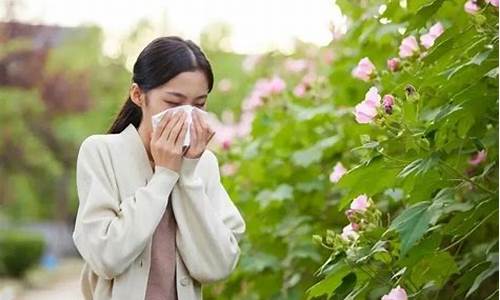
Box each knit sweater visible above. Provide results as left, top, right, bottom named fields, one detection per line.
left=145, top=193, right=178, bottom=300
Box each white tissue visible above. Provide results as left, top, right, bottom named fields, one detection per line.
left=151, top=104, right=207, bottom=147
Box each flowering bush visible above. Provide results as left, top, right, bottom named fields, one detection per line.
left=203, top=0, right=498, bottom=299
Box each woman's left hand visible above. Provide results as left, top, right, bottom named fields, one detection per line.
left=183, top=109, right=216, bottom=159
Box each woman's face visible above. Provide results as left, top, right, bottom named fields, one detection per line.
left=131, top=70, right=209, bottom=135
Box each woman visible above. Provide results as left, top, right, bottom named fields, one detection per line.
left=72, top=36, right=246, bottom=300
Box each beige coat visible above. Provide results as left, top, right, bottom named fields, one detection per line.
left=72, top=123, right=246, bottom=300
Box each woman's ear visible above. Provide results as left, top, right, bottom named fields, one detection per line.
left=130, top=83, right=144, bottom=107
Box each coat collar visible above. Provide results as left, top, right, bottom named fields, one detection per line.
left=119, top=123, right=154, bottom=180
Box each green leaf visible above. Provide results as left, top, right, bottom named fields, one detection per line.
left=407, top=0, right=446, bottom=31
left=443, top=49, right=493, bottom=80
left=306, top=261, right=351, bottom=300
left=292, top=136, right=340, bottom=167
left=397, top=154, right=440, bottom=178
left=287, top=103, right=334, bottom=120
left=256, top=184, right=294, bottom=208
left=337, top=156, right=402, bottom=210
left=410, top=251, right=459, bottom=288
left=388, top=194, right=448, bottom=256
left=466, top=253, right=499, bottom=298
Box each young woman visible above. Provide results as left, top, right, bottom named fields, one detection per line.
left=72, top=36, right=246, bottom=300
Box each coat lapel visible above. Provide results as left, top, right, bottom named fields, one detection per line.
left=118, top=123, right=154, bottom=184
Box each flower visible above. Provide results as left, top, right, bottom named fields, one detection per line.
left=254, top=76, right=286, bottom=96
left=284, top=58, right=309, bottom=73
left=350, top=194, right=370, bottom=212
left=420, top=22, right=445, bottom=49
left=351, top=223, right=360, bottom=231
left=267, top=76, right=286, bottom=94
left=213, top=125, right=236, bottom=150
left=381, top=285, right=408, bottom=300
left=293, top=84, right=306, bottom=97
left=217, top=78, right=232, bottom=93
left=242, top=91, right=264, bottom=111
left=354, top=87, right=382, bottom=124
left=399, top=36, right=419, bottom=58
left=341, top=224, right=359, bottom=241
left=486, top=0, right=499, bottom=7
left=235, top=111, right=255, bottom=138
left=464, top=0, right=480, bottom=14
left=382, top=94, right=395, bottom=114
left=242, top=76, right=286, bottom=111
left=352, top=57, right=377, bottom=81
left=221, top=163, right=238, bottom=176
left=364, top=87, right=382, bottom=107
left=355, top=102, right=378, bottom=123
left=387, top=57, right=401, bottom=72
left=468, top=149, right=487, bottom=165
left=329, top=162, right=347, bottom=183
left=242, top=54, right=262, bottom=73
left=323, top=49, right=335, bottom=64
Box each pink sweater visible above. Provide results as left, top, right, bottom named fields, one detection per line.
left=145, top=195, right=178, bottom=300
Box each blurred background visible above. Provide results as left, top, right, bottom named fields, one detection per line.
left=0, top=0, right=343, bottom=299
left=0, top=0, right=498, bottom=299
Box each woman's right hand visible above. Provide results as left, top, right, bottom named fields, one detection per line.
left=150, top=110, right=188, bottom=173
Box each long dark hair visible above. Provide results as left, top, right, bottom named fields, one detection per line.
left=107, top=36, right=214, bottom=134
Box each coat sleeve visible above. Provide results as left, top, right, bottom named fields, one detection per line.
left=172, top=150, right=246, bottom=284
left=72, top=136, right=180, bottom=280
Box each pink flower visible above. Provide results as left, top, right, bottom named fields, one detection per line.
left=329, top=162, right=347, bottom=183
left=302, top=73, right=316, bottom=86
left=267, top=76, right=286, bottom=94
left=387, top=57, right=401, bottom=72
left=253, top=76, right=286, bottom=97
left=382, top=94, right=395, bottom=114
left=399, top=36, right=419, bottom=58
left=429, top=22, right=445, bottom=37
left=350, top=194, right=370, bottom=212
left=352, top=57, right=376, bottom=81
left=355, top=102, right=378, bottom=123
left=382, top=285, right=408, bottom=300
left=242, top=91, right=264, bottom=111
left=486, top=0, right=499, bottom=7
left=341, top=224, right=359, bottom=241
left=217, top=78, right=232, bottom=93
left=354, top=87, right=382, bottom=124
left=323, top=49, right=335, bottom=64
left=364, top=87, right=382, bottom=107
left=242, top=76, right=286, bottom=111
left=468, top=149, right=487, bottom=165
left=293, top=84, right=306, bottom=97
left=221, top=163, right=238, bottom=176
left=464, top=0, right=480, bottom=14
left=242, top=54, right=262, bottom=73
left=420, top=22, right=445, bottom=49
left=235, top=111, right=255, bottom=137
left=215, top=126, right=236, bottom=150
left=284, top=59, right=309, bottom=73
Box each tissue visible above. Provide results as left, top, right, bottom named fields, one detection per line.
left=151, top=104, right=207, bottom=147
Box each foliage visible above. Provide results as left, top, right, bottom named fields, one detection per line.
left=0, top=229, right=45, bottom=278
left=203, top=0, right=499, bottom=299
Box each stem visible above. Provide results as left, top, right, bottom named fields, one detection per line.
left=439, top=160, right=497, bottom=195
left=441, top=208, right=499, bottom=252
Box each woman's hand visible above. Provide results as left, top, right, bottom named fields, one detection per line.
left=184, top=109, right=216, bottom=159
left=150, top=110, right=189, bottom=173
